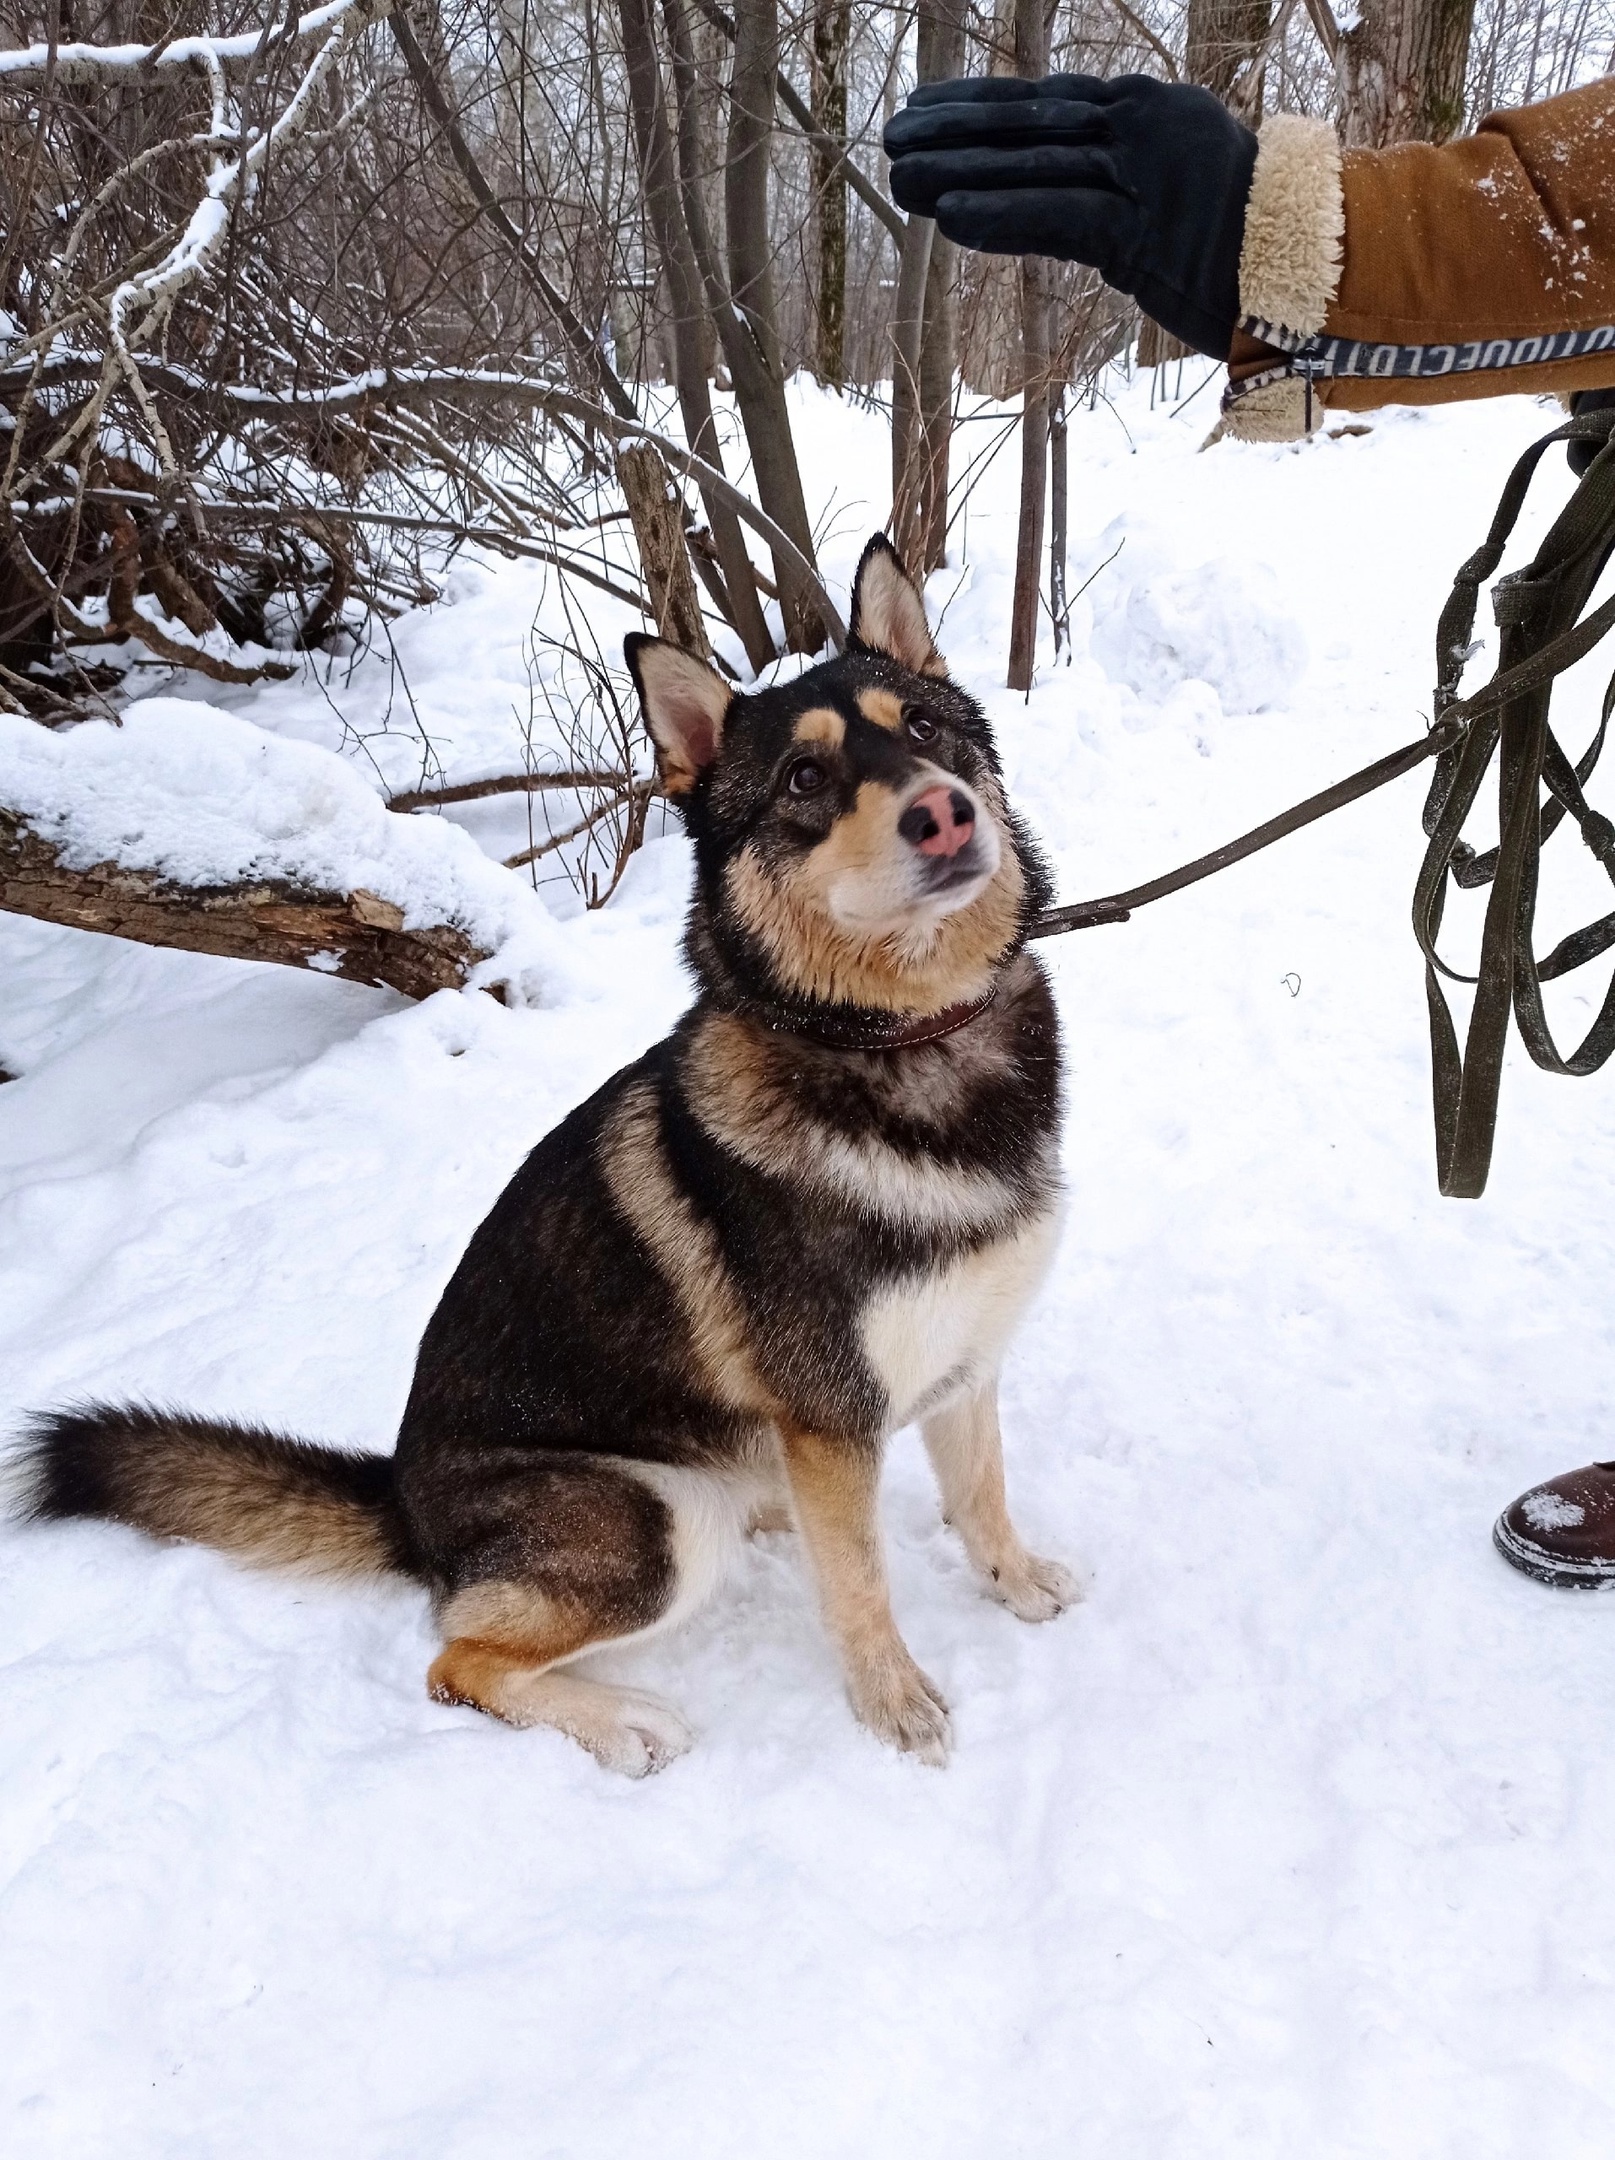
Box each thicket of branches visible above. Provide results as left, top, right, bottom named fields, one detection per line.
left=0, top=0, right=1612, bottom=967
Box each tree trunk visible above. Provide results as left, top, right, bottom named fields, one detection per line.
left=890, top=219, right=934, bottom=554
left=616, top=443, right=711, bottom=657
left=1186, top=0, right=1273, bottom=110
left=811, top=0, right=850, bottom=387
left=1007, top=0, right=1051, bottom=694
left=1136, top=313, right=1186, bottom=368
left=617, top=0, right=775, bottom=671
left=916, top=233, right=958, bottom=575
left=721, top=0, right=825, bottom=649
left=1337, top=0, right=1475, bottom=147
left=1049, top=385, right=1068, bottom=657
left=892, top=0, right=967, bottom=570
left=1140, top=1, right=1273, bottom=367
left=0, top=808, right=488, bottom=1001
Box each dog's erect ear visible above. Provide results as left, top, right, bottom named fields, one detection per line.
left=847, top=535, right=946, bottom=677
left=624, top=634, right=733, bottom=795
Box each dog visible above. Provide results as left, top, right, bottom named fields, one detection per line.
left=17, top=536, right=1075, bottom=1776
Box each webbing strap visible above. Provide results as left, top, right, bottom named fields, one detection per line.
left=1030, top=408, right=1615, bottom=1198
left=1413, top=409, right=1615, bottom=1195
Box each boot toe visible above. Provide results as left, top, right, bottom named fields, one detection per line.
left=1494, top=1462, right=1615, bottom=1589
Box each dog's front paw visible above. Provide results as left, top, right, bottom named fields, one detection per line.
left=990, top=1551, right=1081, bottom=1623
left=849, top=1653, right=952, bottom=1766
left=583, top=1689, right=697, bottom=1779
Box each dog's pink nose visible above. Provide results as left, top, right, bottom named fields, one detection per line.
left=899, top=784, right=976, bottom=858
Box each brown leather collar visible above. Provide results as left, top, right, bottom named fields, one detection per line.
left=739, top=984, right=999, bottom=1052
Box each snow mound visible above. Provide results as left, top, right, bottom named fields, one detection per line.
left=1089, top=536, right=1307, bottom=712
left=0, top=700, right=583, bottom=1004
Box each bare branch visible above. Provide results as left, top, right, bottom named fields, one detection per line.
left=503, top=780, right=656, bottom=869
left=389, top=768, right=638, bottom=812
left=1299, top=0, right=1342, bottom=64
left=0, top=0, right=387, bottom=88
left=388, top=3, right=638, bottom=421
left=687, top=0, right=907, bottom=248
left=6, top=362, right=854, bottom=646
left=1106, top=0, right=1181, bottom=79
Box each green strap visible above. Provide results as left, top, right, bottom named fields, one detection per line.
left=1031, top=409, right=1615, bottom=1199
left=1414, top=410, right=1615, bottom=1196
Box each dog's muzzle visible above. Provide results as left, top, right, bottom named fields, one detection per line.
left=899, top=780, right=997, bottom=895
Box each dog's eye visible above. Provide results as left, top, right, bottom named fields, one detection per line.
left=786, top=757, right=829, bottom=798
left=903, top=706, right=939, bottom=745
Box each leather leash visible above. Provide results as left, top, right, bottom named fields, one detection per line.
left=1028, top=409, right=1615, bottom=1198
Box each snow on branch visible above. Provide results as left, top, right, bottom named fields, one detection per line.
left=0, top=0, right=430, bottom=702
left=0, top=0, right=390, bottom=89
left=102, top=0, right=393, bottom=480
left=0, top=0, right=849, bottom=717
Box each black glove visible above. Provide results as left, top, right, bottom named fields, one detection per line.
left=884, top=74, right=1257, bottom=362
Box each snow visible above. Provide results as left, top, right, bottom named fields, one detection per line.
left=1522, top=1490, right=1588, bottom=1531
left=1086, top=527, right=1307, bottom=710
left=0, top=0, right=374, bottom=79
left=0, top=700, right=582, bottom=1004
left=6, top=373, right=1615, bottom=2154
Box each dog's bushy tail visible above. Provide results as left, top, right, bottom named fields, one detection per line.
left=15, top=1402, right=419, bottom=1582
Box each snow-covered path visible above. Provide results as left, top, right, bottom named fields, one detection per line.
left=5, top=381, right=1615, bottom=2156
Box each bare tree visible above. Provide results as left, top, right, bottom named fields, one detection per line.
left=1007, top=0, right=1052, bottom=694
left=1188, top=0, right=1275, bottom=106
left=720, top=0, right=825, bottom=647
left=617, top=0, right=775, bottom=667
left=891, top=0, right=965, bottom=575
left=21, top=0, right=1592, bottom=755
left=1138, top=0, right=1275, bottom=367
left=1337, top=0, right=1476, bottom=144
left=811, top=0, right=851, bottom=385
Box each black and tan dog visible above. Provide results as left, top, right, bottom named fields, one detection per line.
left=17, top=537, right=1075, bottom=1775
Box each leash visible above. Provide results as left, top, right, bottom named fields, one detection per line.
left=1027, top=408, right=1615, bottom=1198
left=1026, top=722, right=1460, bottom=939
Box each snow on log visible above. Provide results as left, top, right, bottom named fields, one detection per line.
left=0, top=700, right=580, bottom=1003
left=0, top=805, right=486, bottom=999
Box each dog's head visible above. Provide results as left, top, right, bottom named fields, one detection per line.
left=626, top=535, right=1051, bottom=1019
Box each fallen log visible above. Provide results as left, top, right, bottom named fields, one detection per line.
left=0, top=805, right=488, bottom=1000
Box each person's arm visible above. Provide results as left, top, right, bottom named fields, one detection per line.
left=885, top=76, right=1615, bottom=443
left=1231, top=78, right=1615, bottom=439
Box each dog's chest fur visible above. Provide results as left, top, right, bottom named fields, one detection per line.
left=859, top=1211, right=1060, bottom=1427
left=654, top=950, right=1063, bottom=1439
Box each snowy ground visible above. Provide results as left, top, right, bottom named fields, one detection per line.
left=6, top=373, right=1615, bottom=2157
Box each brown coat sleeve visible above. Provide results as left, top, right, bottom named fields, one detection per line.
left=1222, top=81, right=1615, bottom=442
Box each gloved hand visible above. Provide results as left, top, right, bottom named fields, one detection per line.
left=884, top=74, right=1258, bottom=361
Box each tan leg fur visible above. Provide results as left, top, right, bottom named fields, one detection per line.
left=923, top=1380, right=1079, bottom=1622
left=428, top=1586, right=694, bottom=1779
left=779, top=1424, right=951, bottom=1765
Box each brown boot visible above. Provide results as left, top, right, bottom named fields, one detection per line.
left=1494, top=1464, right=1615, bottom=1588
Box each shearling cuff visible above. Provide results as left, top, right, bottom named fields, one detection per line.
left=1214, top=374, right=1315, bottom=445
left=1238, top=114, right=1344, bottom=346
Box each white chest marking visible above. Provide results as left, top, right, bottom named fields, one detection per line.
left=860, top=1209, right=1060, bottom=1429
